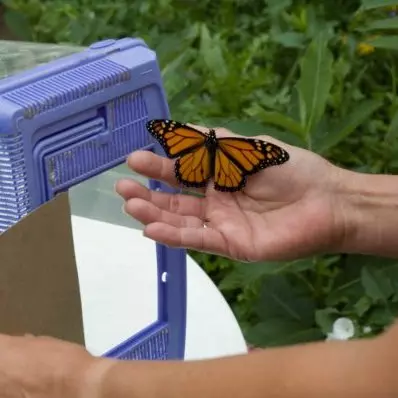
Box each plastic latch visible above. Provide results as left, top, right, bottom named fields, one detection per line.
left=89, top=39, right=117, bottom=49
left=97, top=129, right=111, bottom=145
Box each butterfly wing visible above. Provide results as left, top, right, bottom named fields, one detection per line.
left=217, top=137, right=289, bottom=175
left=214, top=148, right=247, bottom=192
left=213, top=137, right=289, bottom=192
left=146, top=119, right=207, bottom=159
left=175, top=145, right=212, bottom=188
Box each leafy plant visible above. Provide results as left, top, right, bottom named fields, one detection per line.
left=4, top=0, right=398, bottom=346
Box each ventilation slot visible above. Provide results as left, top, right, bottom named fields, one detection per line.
left=108, top=326, right=169, bottom=361
left=0, top=132, right=30, bottom=233
left=3, top=59, right=131, bottom=118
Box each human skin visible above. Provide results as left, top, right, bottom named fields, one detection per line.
left=118, top=125, right=398, bottom=261
left=1, top=125, right=398, bottom=398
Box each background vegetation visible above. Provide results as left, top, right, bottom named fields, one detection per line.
left=3, top=0, right=398, bottom=347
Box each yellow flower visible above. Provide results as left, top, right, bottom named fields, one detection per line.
left=357, top=41, right=375, bottom=55
left=357, top=35, right=378, bottom=56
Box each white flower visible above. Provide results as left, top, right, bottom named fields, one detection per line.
left=326, top=317, right=355, bottom=341
left=363, top=325, right=372, bottom=334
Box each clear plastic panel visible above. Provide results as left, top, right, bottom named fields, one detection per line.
left=68, top=163, right=148, bottom=230
left=0, top=40, right=82, bottom=79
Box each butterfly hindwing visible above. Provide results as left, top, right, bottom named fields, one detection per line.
left=214, top=148, right=247, bottom=192
left=175, top=145, right=212, bottom=188
left=146, top=119, right=207, bottom=159
left=217, top=137, right=289, bottom=175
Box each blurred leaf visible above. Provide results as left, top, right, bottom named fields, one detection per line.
left=354, top=296, right=372, bottom=316
left=246, top=319, right=323, bottom=347
left=340, top=64, right=368, bottom=114
left=168, top=77, right=205, bottom=115
left=67, top=19, right=90, bottom=44
left=155, top=26, right=199, bottom=65
left=265, top=0, right=292, bottom=16
left=218, top=119, right=272, bottom=136
left=245, top=104, right=305, bottom=138
left=271, top=32, right=306, bottom=48
left=306, top=8, right=337, bottom=40
left=358, top=0, right=398, bottom=11
left=3, top=9, right=32, bottom=40
left=367, top=306, right=395, bottom=326
left=326, top=259, right=363, bottom=306
left=219, top=261, right=280, bottom=291
left=367, top=36, right=398, bottom=51
left=314, top=99, right=382, bottom=153
left=361, top=266, right=394, bottom=303
left=219, top=258, right=315, bottom=291
left=315, top=308, right=339, bottom=334
left=360, top=18, right=398, bottom=31
left=159, top=44, right=194, bottom=77
left=282, top=258, right=316, bottom=273
left=383, top=264, right=398, bottom=293
left=385, top=110, right=398, bottom=143
left=297, top=30, right=334, bottom=136
left=199, top=23, right=227, bottom=78
left=256, top=275, right=315, bottom=324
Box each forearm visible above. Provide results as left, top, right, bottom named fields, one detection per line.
left=337, top=169, right=398, bottom=257
left=87, top=330, right=398, bottom=398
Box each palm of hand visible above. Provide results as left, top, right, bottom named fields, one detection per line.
left=116, top=139, right=344, bottom=262
left=202, top=186, right=335, bottom=262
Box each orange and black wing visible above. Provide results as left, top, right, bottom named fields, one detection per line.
left=146, top=119, right=207, bottom=159
left=174, top=145, right=212, bottom=188
left=214, top=147, right=247, bottom=192
left=214, top=137, right=289, bottom=192
left=217, top=137, right=289, bottom=175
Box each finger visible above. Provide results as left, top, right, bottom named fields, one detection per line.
left=127, top=150, right=177, bottom=187
left=144, top=222, right=227, bottom=255
left=115, top=179, right=206, bottom=219
left=125, top=198, right=203, bottom=229
left=115, top=178, right=149, bottom=201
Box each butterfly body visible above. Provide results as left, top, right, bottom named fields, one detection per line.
left=199, top=127, right=217, bottom=177
left=146, top=119, right=290, bottom=192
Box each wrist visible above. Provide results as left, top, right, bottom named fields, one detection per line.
left=83, top=357, right=177, bottom=398
left=78, top=357, right=118, bottom=398
left=334, top=167, right=398, bottom=257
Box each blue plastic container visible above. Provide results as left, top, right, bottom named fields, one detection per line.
left=0, top=38, right=187, bottom=361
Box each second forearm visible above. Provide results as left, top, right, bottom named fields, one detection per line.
left=93, top=331, right=397, bottom=398
left=338, top=169, right=398, bottom=258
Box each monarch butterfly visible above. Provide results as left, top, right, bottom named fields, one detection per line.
left=146, top=119, right=290, bottom=192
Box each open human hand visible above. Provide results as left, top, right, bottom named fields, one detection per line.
left=116, top=125, right=349, bottom=262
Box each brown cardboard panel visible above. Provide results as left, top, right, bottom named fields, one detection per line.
left=0, top=192, right=85, bottom=345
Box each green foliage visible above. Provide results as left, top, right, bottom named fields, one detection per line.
left=5, top=0, right=398, bottom=346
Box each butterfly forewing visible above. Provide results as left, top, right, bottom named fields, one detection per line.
left=146, top=120, right=207, bottom=159
left=217, top=137, right=289, bottom=175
